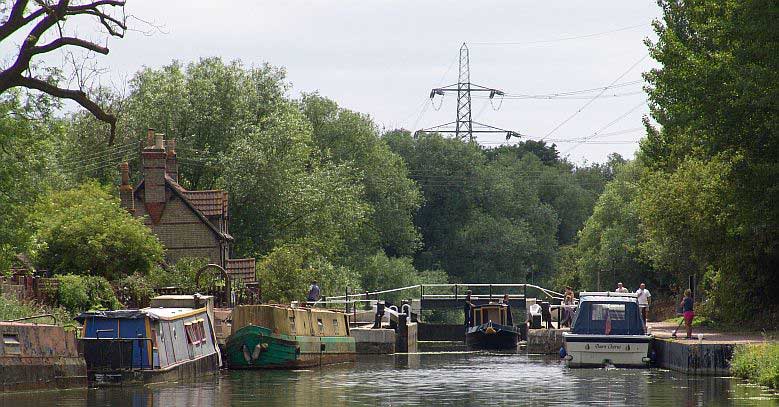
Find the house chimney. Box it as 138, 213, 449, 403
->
142, 131, 167, 224
165, 138, 178, 183
119, 162, 135, 214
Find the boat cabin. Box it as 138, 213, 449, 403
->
77, 306, 220, 382
231, 304, 351, 337
571, 293, 645, 335
470, 303, 513, 327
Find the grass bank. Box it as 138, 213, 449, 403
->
731, 343, 779, 389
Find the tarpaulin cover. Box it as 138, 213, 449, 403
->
571, 298, 645, 335
74, 310, 147, 322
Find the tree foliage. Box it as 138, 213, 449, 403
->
638, 0, 779, 323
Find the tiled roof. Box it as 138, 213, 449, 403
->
226, 258, 256, 284
182, 190, 226, 217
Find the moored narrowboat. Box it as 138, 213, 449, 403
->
224, 304, 356, 369
0, 318, 86, 391
562, 292, 652, 368
77, 303, 220, 385
466, 303, 520, 350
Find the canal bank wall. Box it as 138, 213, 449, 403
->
652, 338, 733, 375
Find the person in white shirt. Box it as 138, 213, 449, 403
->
636, 283, 651, 323
615, 282, 628, 293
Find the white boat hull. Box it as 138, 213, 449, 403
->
563, 334, 651, 368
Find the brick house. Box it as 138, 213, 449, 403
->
119, 130, 255, 286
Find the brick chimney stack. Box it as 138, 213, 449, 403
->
165, 138, 178, 183
142, 131, 167, 224
119, 162, 135, 214
146, 128, 155, 147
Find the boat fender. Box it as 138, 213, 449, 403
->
242, 344, 252, 363
559, 347, 567, 359
251, 343, 264, 360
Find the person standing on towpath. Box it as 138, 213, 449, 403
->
681, 289, 695, 339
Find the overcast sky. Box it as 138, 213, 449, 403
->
85, 1, 660, 164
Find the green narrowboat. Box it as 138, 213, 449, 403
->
224, 304, 356, 369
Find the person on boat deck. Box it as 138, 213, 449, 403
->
681, 289, 695, 339
307, 281, 321, 303
464, 290, 474, 327
502, 294, 514, 326
561, 287, 574, 327
635, 283, 651, 324
615, 282, 628, 293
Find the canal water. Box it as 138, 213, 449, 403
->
2, 352, 778, 406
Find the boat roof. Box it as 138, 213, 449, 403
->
578, 292, 638, 303
75, 307, 207, 322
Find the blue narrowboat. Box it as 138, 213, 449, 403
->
77, 305, 220, 385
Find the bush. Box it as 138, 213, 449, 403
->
257, 245, 315, 303
732, 344, 779, 389
116, 273, 156, 308
32, 182, 164, 280
57, 274, 121, 313
147, 258, 210, 294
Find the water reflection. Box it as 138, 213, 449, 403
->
1, 353, 777, 407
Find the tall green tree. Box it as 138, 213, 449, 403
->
0, 90, 63, 270
220, 103, 371, 259
640, 0, 779, 323
301, 95, 422, 257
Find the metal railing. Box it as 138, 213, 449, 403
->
324, 283, 567, 302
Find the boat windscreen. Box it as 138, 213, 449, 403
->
571, 301, 645, 335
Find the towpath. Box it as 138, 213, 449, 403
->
647, 321, 778, 344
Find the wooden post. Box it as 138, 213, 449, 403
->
489, 284, 492, 300
345, 287, 349, 314
455, 284, 459, 300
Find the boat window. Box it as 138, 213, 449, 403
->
590, 304, 626, 321
197, 320, 206, 343
185, 322, 195, 345
332, 319, 339, 331
289, 316, 296, 335
2, 334, 20, 355
317, 319, 324, 334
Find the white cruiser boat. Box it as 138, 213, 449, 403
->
562, 292, 651, 368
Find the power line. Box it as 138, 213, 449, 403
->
470, 23, 647, 46
541, 53, 649, 141
561, 100, 648, 155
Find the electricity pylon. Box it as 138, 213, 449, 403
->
418, 43, 521, 142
